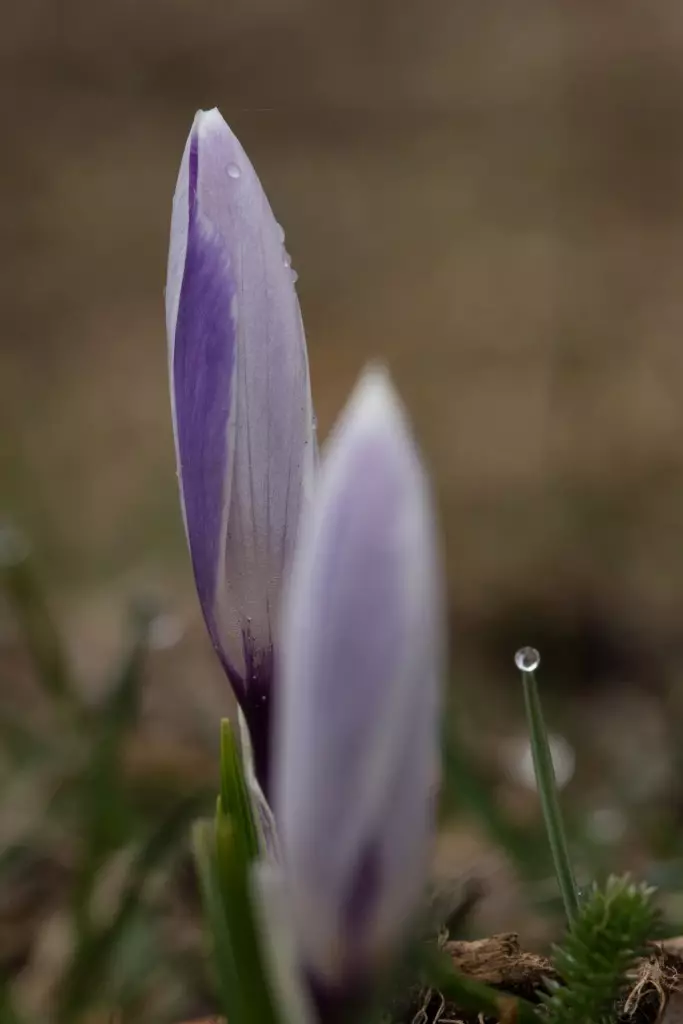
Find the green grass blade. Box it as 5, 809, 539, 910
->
219, 718, 259, 861
57, 790, 206, 1021
213, 801, 281, 1024
519, 663, 579, 924
193, 818, 251, 1024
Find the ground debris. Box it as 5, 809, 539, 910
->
178, 935, 683, 1024
446, 933, 556, 1000
394, 934, 683, 1024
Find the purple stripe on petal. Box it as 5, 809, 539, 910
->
344, 842, 381, 945
173, 196, 236, 660
306, 976, 370, 1024
240, 629, 274, 795
190, 110, 315, 672
188, 129, 199, 216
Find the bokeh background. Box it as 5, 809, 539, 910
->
4, 1, 683, 1019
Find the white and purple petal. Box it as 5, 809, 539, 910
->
166, 110, 316, 788
275, 368, 444, 989
169, 131, 237, 654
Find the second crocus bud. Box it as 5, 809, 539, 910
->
165, 109, 316, 794
274, 368, 444, 1009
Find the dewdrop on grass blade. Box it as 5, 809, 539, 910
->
515, 645, 579, 924
514, 646, 540, 673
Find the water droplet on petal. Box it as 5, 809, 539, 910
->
515, 646, 540, 672
291, 269, 299, 284
227, 163, 241, 180
283, 251, 292, 268
276, 223, 285, 243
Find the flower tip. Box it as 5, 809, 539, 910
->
188, 108, 249, 190
338, 364, 415, 458
194, 106, 226, 134
193, 107, 246, 153
352, 362, 392, 403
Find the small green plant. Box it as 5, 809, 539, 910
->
543, 876, 658, 1024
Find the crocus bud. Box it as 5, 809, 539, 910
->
165, 109, 315, 793
274, 368, 444, 1002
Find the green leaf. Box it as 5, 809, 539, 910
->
193, 818, 251, 1024
219, 718, 259, 862
543, 875, 659, 1024
214, 802, 281, 1024
213, 721, 274, 1021
193, 782, 282, 1024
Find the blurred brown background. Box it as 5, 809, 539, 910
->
3, 0, 683, 972
5, 1, 683, 620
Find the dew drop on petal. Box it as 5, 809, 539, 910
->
291, 269, 299, 284
276, 223, 285, 243
283, 251, 292, 268
515, 646, 540, 672
227, 162, 241, 180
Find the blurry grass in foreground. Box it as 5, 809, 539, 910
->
0, 528, 213, 1023
5, 527, 683, 1022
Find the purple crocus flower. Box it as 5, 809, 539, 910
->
165, 109, 315, 795
274, 368, 444, 1005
